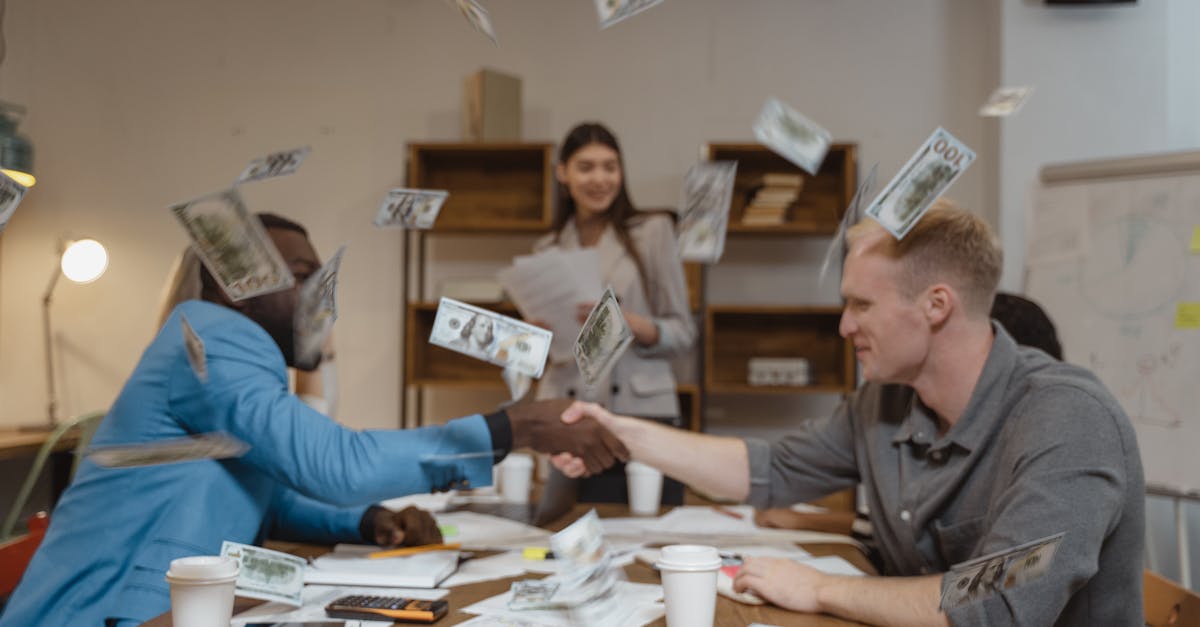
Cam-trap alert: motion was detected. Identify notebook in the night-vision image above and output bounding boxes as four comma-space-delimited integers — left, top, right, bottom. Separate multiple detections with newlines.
304, 548, 460, 589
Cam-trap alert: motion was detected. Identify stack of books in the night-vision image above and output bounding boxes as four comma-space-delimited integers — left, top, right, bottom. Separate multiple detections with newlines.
741, 173, 804, 226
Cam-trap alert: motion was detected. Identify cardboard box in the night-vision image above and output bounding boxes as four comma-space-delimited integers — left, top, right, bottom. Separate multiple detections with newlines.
463, 68, 521, 141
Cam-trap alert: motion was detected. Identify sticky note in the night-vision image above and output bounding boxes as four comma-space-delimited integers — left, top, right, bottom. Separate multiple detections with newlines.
1191, 227, 1200, 253
439, 524, 458, 538
1175, 303, 1200, 329
522, 547, 552, 560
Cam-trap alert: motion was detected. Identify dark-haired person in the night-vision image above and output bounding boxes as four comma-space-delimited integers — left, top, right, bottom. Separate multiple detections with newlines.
0, 214, 628, 627
554, 202, 1143, 625
532, 122, 696, 506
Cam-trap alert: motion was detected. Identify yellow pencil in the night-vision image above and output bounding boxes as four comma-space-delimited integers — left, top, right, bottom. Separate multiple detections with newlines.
367, 542, 462, 559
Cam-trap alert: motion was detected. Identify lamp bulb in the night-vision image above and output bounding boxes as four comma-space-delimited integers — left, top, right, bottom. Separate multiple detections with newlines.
61, 239, 108, 284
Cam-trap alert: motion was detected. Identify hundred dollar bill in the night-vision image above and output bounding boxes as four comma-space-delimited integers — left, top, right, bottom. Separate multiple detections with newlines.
677, 161, 737, 263
548, 510, 631, 626
594, 0, 664, 29
0, 171, 28, 233
455, 0, 498, 46
939, 532, 1064, 612
818, 162, 879, 285
170, 188, 295, 301
979, 86, 1034, 118
573, 287, 633, 387
294, 245, 345, 371
373, 188, 449, 230
236, 146, 310, 184
429, 297, 552, 379
180, 314, 208, 383
87, 432, 250, 468
507, 579, 566, 611
753, 97, 832, 175
221, 540, 306, 607
865, 127, 976, 240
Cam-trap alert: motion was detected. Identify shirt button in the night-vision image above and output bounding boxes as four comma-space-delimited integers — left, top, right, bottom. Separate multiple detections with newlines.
900, 510, 911, 522
930, 450, 944, 462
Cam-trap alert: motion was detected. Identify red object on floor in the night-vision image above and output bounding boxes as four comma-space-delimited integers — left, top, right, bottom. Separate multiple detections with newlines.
0, 512, 50, 597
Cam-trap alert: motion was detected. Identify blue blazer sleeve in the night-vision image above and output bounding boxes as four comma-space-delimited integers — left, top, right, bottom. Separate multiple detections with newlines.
167, 302, 494, 507
265, 487, 368, 545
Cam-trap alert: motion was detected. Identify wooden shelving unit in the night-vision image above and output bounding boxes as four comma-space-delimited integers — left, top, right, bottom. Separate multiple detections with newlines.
407, 143, 555, 232
704, 306, 854, 395
704, 143, 857, 236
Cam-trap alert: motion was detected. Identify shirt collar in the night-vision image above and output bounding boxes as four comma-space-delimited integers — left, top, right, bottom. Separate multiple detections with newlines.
891, 322, 1021, 454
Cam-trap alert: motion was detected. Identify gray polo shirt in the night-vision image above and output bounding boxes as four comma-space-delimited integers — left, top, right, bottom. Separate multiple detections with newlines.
745, 325, 1144, 625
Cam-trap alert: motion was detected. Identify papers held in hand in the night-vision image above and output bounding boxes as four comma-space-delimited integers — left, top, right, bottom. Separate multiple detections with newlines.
305, 545, 461, 589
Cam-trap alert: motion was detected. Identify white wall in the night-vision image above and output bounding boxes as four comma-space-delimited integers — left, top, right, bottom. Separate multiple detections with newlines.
0, 0, 999, 430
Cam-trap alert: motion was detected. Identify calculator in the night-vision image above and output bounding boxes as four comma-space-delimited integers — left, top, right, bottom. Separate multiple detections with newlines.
324, 595, 449, 623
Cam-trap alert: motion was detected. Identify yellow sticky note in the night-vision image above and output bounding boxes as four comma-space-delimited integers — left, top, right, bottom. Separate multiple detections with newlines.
1191, 227, 1200, 253
1175, 303, 1200, 329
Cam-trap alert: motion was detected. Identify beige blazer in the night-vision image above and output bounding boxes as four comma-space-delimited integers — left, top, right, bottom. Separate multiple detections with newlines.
533, 213, 696, 418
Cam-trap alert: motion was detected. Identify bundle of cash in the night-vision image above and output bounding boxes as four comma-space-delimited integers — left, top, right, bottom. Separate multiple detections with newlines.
220, 541, 306, 607
429, 298, 552, 379
939, 532, 1065, 612
373, 188, 449, 230
865, 127, 976, 240
979, 86, 1034, 118
677, 161, 737, 263
180, 314, 208, 383
236, 146, 310, 185
454, 0, 498, 46
594, 0, 664, 29
573, 287, 633, 387
753, 97, 832, 176
294, 245, 345, 371
818, 162, 879, 285
545, 510, 633, 627
87, 432, 250, 468
169, 188, 295, 301
0, 171, 28, 233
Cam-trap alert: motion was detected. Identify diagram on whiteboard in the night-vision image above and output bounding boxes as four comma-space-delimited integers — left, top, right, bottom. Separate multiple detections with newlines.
1027, 173, 1200, 491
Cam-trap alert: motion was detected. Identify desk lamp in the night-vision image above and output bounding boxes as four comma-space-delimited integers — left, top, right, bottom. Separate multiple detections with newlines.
42, 239, 107, 426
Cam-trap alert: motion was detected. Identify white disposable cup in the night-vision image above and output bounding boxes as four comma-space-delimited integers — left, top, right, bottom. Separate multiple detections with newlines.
656, 544, 721, 627
500, 453, 534, 504
164, 556, 239, 627
625, 461, 663, 516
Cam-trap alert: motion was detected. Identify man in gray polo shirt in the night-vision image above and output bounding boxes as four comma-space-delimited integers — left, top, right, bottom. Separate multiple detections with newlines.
554, 202, 1144, 625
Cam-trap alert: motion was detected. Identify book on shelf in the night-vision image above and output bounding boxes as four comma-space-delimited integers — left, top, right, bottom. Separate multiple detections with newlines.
759, 173, 804, 188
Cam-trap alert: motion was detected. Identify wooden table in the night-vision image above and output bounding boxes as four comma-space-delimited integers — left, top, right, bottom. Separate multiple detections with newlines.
144, 503, 873, 626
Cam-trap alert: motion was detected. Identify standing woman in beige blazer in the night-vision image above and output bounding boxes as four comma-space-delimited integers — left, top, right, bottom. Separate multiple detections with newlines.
533, 122, 696, 504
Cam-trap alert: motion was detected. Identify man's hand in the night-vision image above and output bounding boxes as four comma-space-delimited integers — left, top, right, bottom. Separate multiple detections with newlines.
551, 401, 622, 478
371, 505, 443, 548
733, 556, 827, 613
507, 399, 628, 476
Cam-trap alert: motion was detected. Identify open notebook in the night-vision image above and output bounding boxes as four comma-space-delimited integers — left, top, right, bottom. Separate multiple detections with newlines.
304, 546, 460, 589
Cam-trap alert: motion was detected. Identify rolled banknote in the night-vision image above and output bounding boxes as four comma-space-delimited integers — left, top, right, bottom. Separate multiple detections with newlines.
429, 298, 552, 379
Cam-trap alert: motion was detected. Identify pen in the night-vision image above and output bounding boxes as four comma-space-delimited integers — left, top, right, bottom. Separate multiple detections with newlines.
367, 542, 462, 559
712, 506, 744, 520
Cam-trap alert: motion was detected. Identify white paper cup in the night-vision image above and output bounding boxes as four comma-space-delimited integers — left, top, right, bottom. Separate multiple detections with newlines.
165, 556, 239, 627
625, 461, 663, 516
656, 544, 721, 627
500, 453, 534, 504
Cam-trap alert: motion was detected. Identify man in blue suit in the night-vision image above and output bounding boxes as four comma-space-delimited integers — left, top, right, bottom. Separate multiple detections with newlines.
0, 213, 627, 626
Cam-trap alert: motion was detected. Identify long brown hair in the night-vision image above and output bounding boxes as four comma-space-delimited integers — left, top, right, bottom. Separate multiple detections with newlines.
551, 122, 652, 301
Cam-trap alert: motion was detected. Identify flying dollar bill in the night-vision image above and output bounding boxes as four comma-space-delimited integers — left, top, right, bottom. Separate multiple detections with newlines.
294, 245, 345, 371
979, 86, 1034, 118
818, 162, 879, 286
87, 432, 250, 468
0, 171, 28, 233
594, 0, 664, 29
573, 287, 634, 387
221, 541, 306, 607
373, 188, 449, 230
429, 298, 552, 379
236, 146, 311, 184
865, 127, 976, 240
753, 97, 832, 175
939, 532, 1065, 612
455, 0, 498, 46
170, 188, 295, 301
677, 161, 737, 263
180, 313, 208, 383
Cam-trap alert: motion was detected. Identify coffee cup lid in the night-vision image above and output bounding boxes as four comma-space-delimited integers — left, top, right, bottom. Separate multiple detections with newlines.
166, 555, 239, 581
655, 544, 722, 572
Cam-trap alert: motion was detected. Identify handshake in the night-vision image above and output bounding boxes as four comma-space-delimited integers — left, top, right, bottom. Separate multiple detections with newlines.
506, 399, 625, 477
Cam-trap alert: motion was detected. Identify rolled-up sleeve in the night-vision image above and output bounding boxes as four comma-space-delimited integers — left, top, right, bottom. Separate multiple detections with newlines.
744, 400, 860, 509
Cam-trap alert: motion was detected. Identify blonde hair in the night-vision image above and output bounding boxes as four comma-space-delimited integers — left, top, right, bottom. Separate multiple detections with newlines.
846, 199, 1002, 316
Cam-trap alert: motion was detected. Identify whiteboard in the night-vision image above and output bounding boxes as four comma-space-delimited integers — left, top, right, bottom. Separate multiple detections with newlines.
1026, 152, 1200, 494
